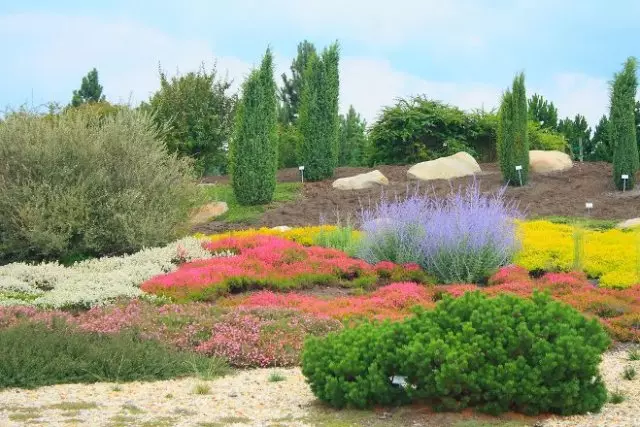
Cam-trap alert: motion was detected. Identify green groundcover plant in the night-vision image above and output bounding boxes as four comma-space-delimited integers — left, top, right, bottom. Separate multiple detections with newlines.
302, 292, 609, 415
0, 319, 224, 389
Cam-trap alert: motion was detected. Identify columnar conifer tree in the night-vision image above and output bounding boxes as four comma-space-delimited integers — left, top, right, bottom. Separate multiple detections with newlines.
298, 42, 340, 181
498, 72, 529, 186
611, 57, 639, 190
230, 48, 278, 205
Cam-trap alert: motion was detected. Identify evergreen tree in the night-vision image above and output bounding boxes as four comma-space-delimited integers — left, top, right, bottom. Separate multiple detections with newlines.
611, 57, 639, 190
338, 106, 368, 166
230, 49, 278, 205
298, 42, 340, 181
280, 41, 317, 125
558, 114, 592, 160
528, 93, 558, 131
591, 115, 612, 162
148, 64, 236, 175
71, 68, 105, 107
498, 72, 529, 186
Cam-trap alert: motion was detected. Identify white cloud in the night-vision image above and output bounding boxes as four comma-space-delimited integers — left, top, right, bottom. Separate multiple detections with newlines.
0, 13, 254, 107
0, 12, 610, 129
340, 58, 609, 128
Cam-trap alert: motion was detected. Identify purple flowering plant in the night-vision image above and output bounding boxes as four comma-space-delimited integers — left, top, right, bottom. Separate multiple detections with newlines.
358, 182, 522, 284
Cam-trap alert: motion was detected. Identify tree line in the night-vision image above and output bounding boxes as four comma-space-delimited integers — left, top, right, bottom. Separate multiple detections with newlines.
35, 44, 640, 201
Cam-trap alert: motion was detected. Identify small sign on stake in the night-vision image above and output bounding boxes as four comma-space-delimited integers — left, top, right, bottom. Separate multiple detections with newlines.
390, 375, 408, 388
298, 165, 305, 183
515, 165, 523, 186
622, 174, 629, 192
585, 202, 593, 217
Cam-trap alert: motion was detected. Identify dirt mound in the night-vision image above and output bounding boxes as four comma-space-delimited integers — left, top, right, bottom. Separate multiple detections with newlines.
198, 162, 640, 233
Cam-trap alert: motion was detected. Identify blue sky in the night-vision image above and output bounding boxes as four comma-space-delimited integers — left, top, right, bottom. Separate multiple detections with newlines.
2, 0, 639, 126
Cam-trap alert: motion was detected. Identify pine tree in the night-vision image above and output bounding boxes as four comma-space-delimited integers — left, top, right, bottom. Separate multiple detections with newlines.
528, 93, 558, 131
611, 57, 639, 190
280, 41, 317, 125
71, 68, 105, 107
498, 72, 529, 186
558, 114, 592, 160
338, 106, 368, 166
298, 42, 340, 181
230, 49, 278, 205
591, 115, 612, 161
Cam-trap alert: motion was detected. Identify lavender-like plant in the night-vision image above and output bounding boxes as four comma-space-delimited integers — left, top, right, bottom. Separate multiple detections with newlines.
357, 182, 521, 284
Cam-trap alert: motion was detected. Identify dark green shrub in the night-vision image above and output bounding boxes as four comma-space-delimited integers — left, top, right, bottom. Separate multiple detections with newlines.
611, 57, 639, 190
368, 98, 474, 166
302, 292, 609, 415
498, 73, 530, 186
0, 320, 224, 389
230, 48, 279, 205
528, 121, 567, 151
0, 108, 199, 264
148, 64, 237, 176
298, 43, 340, 181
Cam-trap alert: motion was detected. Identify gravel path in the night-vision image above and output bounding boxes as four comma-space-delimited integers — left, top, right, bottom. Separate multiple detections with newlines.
1, 348, 639, 427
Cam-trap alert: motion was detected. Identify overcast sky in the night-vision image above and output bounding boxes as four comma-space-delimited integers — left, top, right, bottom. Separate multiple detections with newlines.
2, 0, 639, 127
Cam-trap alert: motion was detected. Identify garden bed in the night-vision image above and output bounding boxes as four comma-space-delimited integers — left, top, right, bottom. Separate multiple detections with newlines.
198, 162, 637, 233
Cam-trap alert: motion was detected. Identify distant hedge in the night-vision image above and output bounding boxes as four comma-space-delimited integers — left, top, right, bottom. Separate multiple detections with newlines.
367, 96, 567, 165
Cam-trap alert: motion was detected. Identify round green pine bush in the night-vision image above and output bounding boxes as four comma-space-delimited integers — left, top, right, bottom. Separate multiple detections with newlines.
302, 321, 411, 409
0, 108, 200, 264
302, 292, 609, 415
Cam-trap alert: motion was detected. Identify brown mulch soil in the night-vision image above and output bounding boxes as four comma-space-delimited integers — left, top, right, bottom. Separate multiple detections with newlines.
197, 162, 640, 233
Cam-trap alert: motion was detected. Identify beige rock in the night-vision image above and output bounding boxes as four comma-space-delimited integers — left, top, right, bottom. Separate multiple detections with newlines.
407, 152, 481, 181
616, 218, 640, 229
189, 202, 228, 225
332, 170, 389, 190
529, 150, 572, 174
271, 225, 292, 232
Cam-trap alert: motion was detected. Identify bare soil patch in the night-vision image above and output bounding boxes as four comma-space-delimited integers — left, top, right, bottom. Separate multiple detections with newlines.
197, 162, 639, 234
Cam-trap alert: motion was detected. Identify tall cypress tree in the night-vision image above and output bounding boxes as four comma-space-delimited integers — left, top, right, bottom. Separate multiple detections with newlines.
498, 72, 529, 186
338, 106, 368, 166
230, 48, 278, 205
298, 42, 340, 181
611, 57, 639, 190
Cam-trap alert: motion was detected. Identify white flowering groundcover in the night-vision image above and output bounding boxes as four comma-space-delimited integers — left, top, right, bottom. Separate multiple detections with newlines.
0, 237, 228, 309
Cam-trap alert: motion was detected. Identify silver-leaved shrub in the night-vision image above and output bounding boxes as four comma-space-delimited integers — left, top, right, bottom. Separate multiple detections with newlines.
358, 182, 521, 283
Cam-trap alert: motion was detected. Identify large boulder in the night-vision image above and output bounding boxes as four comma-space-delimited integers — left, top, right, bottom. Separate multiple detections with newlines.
407, 152, 481, 181
529, 150, 572, 174
617, 218, 640, 230
332, 170, 389, 190
189, 202, 228, 225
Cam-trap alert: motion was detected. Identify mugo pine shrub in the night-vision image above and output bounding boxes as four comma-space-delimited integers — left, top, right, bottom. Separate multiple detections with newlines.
498, 72, 529, 186
230, 48, 279, 205
302, 292, 610, 415
0, 108, 199, 264
358, 183, 520, 283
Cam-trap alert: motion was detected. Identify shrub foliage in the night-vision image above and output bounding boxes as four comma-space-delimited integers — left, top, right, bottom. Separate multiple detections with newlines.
358, 183, 520, 284
298, 43, 340, 181
0, 108, 199, 264
611, 57, 639, 190
0, 320, 220, 389
230, 49, 279, 205
498, 73, 530, 186
302, 292, 610, 415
